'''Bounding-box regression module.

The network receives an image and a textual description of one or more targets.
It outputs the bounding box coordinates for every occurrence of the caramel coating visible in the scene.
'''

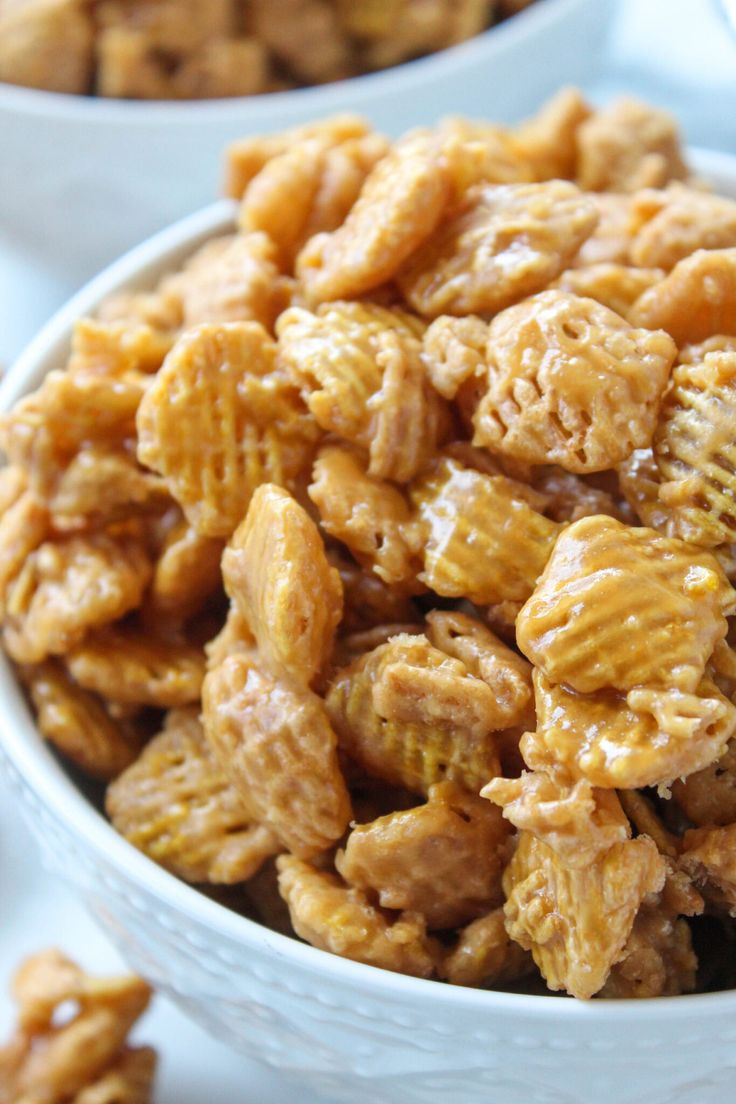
[629,248,736,346]
[672,740,736,827]
[600,906,697,998]
[553,263,664,320]
[49,446,169,532]
[440,908,533,988]
[681,823,736,914]
[630,184,736,270]
[148,518,224,622]
[576,97,687,193]
[0,492,49,615]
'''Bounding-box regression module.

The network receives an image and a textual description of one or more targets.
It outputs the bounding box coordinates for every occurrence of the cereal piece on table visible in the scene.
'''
[136,322,319,538]
[600,903,698,998]
[202,653,352,857]
[572,193,637,267]
[523,671,736,790]
[276,855,441,978]
[336,781,511,929]
[576,98,687,193]
[471,290,676,473]
[309,446,419,588]
[629,248,736,346]
[672,740,736,827]
[410,457,561,605]
[49,446,169,532]
[553,263,664,319]
[654,352,736,547]
[204,605,255,669]
[148,517,224,621]
[106,706,280,884]
[0,0,94,94]
[531,467,627,524]
[162,233,291,330]
[66,624,205,708]
[0,949,154,1103]
[511,87,592,181]
[425,609,532,727]
[397,181,598,318]
[19,660,141,780]
[516,515,735,694]
[250,0,352,83]
[502,829,665,999]
[325,633,501,794]
[483,773,629,866]
[681,823,736,914]
[0,492,48,614]
[630,184,736,270]
[3,532,151,664]
[441,907,534,988]
[222,484,342,686]
[616,447,672,530]
[421,315,488,400]
[333,553,419,631]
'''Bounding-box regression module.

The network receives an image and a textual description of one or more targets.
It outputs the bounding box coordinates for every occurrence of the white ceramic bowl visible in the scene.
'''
[2,147,736,1104]
[0,0,612,365]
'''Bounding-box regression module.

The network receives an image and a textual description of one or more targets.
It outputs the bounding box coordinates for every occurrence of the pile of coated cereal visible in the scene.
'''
[0,0,528,100]
[4,89,736,1001]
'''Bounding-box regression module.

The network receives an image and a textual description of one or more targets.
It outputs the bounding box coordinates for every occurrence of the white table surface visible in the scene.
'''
[1,1,735,1100]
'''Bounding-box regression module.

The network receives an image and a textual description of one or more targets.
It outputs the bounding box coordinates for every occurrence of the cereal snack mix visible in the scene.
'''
[8,89,736,1002]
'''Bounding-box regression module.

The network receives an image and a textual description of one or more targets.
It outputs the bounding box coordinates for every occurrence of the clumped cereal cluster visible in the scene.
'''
[0,0,530,100]
[4,90,736,1001]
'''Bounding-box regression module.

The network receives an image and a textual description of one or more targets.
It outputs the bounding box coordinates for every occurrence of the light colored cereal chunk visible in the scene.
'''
[503,830,665,999]
[162,233,290,330]
[170,35,270,100]
[554,263,664,319]
[629,248,736,346]
[425,609,532,728]
[3,532,151,664]
[97,0,234,54]
[600,904,697,998]
[136,322,319,538]
[337,781,510,929]
[472,290,676,473]
[297,129,457,304]
[222,484,342,686]
[0,492,48,613]
[309,447,419,588]
[672,739,736,827]
[421,315,488,400]
[97,286,183,335]
[654,352,736,546]
[149,518,224,621]
[511,87,592,181]
[616,447,671,530]
[106,707,279,884]
[441,907,533,987]
[67,317,170,376]
[523,672,736,790]
[630,184,736,270]
[411,457,561,604]
[0,949,154,1104]
[49,446,169,532]
[19,660,140,780]
[483,772,629,866]
[0,0,93,94]
[334,621,422,667]
[202,653,351,858]
[681,823,736,914]
[276,855,440,978]
[576,97,687,193]
[517,516,735,694]
[66,625,205,708]
[679,334,736,365]
[251,0,351,82]
[325,633,501,795]
[0,465,27,514]
[573,193,637,267]
[398,181,598,318]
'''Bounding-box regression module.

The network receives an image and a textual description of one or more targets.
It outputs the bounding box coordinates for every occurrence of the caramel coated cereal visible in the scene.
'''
[629,248,736,346]
[440,907,533,987]
[630,184,736,270]
[681,824,736,914]
[553,262,664,319]
[576,97,687,193]
[672,740,736,827]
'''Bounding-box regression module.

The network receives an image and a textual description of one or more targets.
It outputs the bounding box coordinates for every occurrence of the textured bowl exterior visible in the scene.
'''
[2,151,736,1104]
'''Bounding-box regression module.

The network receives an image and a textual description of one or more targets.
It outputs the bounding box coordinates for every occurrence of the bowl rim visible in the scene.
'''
[0,0,600,122]
[4,146,736,1021]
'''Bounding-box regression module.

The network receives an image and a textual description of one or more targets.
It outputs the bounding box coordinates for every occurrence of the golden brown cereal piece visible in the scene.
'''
[531,467,627,524]
[204,605,256,670]
[68,317,171,377]
[441,907,534,988]
[0,492,48,613]
[472,290,676,473]
[0,465,27,515]
[411,457,561,605]
[162,233,290,330]
[681,823,736,913]
[553,263,664,319]
[97,0,234,54]
[600,905,697,998]
[572,193,636,268]
[251,0,352,83]
[222,483,342,686]
[202,653,352,857]
[334,554,419,631]
[0,949,154,1104]
[296,129,457,304]
[66,625,205,708]
[502,829,665,999]
[3,532,151,664]
[672,740,736,827]
[436,116,535,187]
[49,446,169,532]
[616,447,671,531]
[576,97,687,193]
[516,516,735,694]
[337,781,510,929]
[483,773,629,866]
[333,622,422,667]
[106,707,279,884]
[276,855,441,978]
[679,334,736,365]
[148,518,224,621]
[325,633,501,795]
[19,660,140,780]
[398,180,598,318]
[0,0,94,94]
[97,286,183,336]
[425,609,532,728]
[421,315,488,400]
[630,184,736,270]
[618,789,679,859]
[524,671,736,791]
[136,322,319,538]
[629,248,736,346]
[511,87,592,181]
[309,446,419,587]
[654,352,736,547]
